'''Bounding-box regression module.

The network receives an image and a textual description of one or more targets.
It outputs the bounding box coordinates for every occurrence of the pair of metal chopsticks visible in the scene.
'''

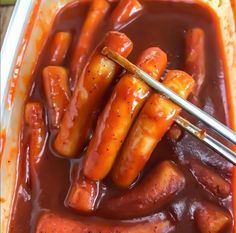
[102,47,236,165]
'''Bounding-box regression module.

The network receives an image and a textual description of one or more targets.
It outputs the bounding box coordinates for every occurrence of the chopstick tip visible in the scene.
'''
[101,46,110,56]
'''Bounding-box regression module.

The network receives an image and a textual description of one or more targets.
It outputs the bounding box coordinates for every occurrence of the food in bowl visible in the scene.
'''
[8,0,234,232]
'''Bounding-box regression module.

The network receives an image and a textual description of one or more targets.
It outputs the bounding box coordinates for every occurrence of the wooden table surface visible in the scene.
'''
[0,5,14,47]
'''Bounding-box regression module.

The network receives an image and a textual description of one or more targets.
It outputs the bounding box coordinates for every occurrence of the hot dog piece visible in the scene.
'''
[25,102,46,165]
[185,28,205,103]
[70,0,110,89]
[195,202,231,233]
[36,212,175,233]
[65,168,99,213]
[112,70,194,187]
[48,32,72,65]
[83,47,167,181]
[167,29,205,141]
[55,31,133,157]
[42,66,70,128]
[110,0,143,30]
[102,161,185,219]
[189,159,231,198]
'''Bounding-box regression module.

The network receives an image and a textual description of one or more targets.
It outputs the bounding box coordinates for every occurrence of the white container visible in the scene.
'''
[0,0,235,232]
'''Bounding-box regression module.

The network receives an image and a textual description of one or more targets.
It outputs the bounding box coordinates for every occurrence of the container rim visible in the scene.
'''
[0,0,34,111]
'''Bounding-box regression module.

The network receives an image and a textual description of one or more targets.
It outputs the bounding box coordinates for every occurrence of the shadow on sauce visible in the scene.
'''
[9,1,233,233]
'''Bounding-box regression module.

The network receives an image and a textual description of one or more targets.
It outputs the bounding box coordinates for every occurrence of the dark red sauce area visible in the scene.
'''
[9,1,233,233]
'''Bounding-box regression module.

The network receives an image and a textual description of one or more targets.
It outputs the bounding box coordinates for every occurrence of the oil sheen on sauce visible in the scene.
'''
[9,1,233,233]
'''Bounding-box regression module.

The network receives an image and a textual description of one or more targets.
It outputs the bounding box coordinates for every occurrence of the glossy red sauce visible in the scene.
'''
[9,1,234,232]
[0,128,6,160]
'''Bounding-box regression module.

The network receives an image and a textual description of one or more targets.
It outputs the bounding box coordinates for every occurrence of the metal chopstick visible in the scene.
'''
[102,47,236,145]
[101,47,236,165]
[175,116,236,165]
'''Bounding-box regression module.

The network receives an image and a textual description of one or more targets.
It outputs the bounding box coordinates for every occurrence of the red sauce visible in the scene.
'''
[0,128,6,163]
[9,1,234,233]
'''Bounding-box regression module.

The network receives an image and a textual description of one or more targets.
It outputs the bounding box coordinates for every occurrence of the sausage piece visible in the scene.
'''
[36,212,175,233]
[70,0,110,89]
[101,160,185,219]
[185,28,205,104]
[54,31,133,157]
[65,167,99,213]
[189,159,231,198]
[25,102,46,166]
[48,32,72,66]
[167,28,205,140]
[112,70,194,187]
[83,47,167,181]
[110,0,143,30]
[195,202,231,233]
[42,66,70,128]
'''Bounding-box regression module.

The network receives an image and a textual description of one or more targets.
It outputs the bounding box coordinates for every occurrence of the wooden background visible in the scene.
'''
[0,5,14,47]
